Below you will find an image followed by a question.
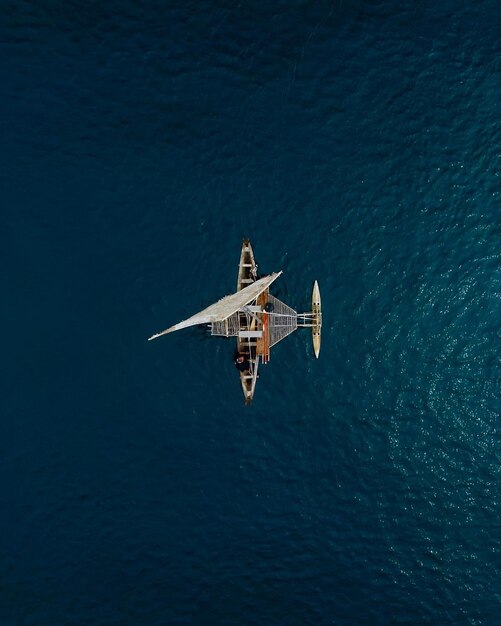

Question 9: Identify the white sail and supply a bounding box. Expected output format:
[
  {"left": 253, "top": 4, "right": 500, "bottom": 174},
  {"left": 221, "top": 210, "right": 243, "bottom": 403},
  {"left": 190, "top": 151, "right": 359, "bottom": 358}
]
[{"left": 148, "top": 272, "right": 282, "bottom": 340}]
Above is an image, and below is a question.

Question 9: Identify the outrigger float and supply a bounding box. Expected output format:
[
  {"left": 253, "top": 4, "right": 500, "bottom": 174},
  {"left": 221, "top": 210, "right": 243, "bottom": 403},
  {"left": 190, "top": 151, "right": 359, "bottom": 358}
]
[{"left": 148, "top": 240, "right": 322, "bottom": 404}]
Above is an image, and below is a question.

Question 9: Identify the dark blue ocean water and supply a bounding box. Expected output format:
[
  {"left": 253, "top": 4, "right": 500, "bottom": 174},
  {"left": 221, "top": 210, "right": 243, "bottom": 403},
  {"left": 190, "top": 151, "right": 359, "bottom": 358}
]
[{"left": 1, "top": 2, "right": 500, "bottom": 624}]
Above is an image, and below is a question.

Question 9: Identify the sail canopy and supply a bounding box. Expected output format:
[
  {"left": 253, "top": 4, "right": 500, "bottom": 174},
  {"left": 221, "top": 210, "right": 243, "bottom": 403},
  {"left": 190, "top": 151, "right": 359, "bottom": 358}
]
[{"left": 148, "top": 272, "right": 282, "bottom": 340}]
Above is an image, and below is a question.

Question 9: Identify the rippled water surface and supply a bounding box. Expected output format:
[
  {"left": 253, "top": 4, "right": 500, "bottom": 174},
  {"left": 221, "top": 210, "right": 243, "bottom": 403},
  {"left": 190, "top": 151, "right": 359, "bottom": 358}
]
[{"left": 1, "top": 2, "right": 500, "bottom": 624}]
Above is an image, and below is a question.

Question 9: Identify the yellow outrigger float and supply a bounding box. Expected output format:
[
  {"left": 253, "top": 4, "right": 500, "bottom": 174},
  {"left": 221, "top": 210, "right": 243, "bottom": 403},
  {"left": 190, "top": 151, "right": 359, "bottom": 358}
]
[{"left": 148, "top": 239, "right": 321, "bottom": 404}]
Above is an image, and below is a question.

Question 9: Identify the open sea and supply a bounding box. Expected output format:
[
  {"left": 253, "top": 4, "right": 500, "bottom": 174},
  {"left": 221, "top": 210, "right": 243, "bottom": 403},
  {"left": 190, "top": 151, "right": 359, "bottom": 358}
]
[{"left": 1, "top": 2, "right": 500, "bottom": 624}]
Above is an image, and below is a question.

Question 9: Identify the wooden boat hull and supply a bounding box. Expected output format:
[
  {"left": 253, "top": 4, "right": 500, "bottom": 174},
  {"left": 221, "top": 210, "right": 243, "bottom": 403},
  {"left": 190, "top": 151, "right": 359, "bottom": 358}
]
[
  {"left": 237, "top": 240, "right": 258, "bottom": 404},
  {"left": 312, "top": 280, "right": 321, "bottom": 358},
  {"left": 237, "top": 239, "right": 256, "bottom": 293}
]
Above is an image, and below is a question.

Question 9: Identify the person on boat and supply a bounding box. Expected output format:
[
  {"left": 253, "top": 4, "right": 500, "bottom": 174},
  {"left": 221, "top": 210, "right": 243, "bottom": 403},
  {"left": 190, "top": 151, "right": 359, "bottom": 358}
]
[{"left": 234, "top": 352, "right": 250, "bottom": 372}]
